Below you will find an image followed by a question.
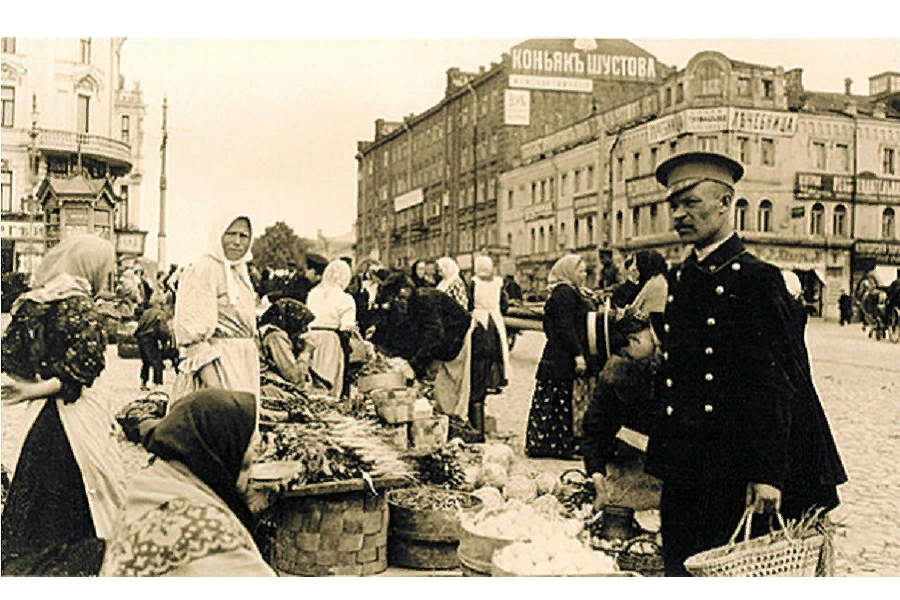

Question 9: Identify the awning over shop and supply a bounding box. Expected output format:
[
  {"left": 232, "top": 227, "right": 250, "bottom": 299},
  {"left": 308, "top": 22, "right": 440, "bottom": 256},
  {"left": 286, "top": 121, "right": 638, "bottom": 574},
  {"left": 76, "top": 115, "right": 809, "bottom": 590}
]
[
  {"left": 873, "top": 265, "right": 899, "bottom": 286},
  {"left": 813, "top": 268, "right": 826, "bottom": 285}
]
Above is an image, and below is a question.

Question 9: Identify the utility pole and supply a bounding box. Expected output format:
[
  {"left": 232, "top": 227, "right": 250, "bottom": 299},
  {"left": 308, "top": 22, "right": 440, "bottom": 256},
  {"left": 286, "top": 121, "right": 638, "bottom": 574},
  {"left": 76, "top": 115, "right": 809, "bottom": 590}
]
[
  {"left": 158, "top": 96, "right": 168, "bottom": 270},
  {"left": 466, "top": 82, "right": 478, "bottom": 269},
  {"left": 26, "top": 95, "right": 40, "bottom": 273}
]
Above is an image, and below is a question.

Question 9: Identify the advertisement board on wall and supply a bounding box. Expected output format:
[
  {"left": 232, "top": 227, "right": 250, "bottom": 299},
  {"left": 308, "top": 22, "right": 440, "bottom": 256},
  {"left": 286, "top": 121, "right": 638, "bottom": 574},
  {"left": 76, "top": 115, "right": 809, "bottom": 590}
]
[
  {"left": 393, "top": 189, "right": 424, "bottom": 212},
  {"left": 508, "top": 74, "right": 593, "bottom": 93},
  {"left": 796, "top": 172, "right": 900, "bottom": 200},
  {"left": 510, "top": 39, "right": 659, "bottom": 83},
  {"left": 504, "top": 89, "right": 531, "bottom": 126},
  {"left": 647, "top": 108, "right": 729, "bottom": 144}
]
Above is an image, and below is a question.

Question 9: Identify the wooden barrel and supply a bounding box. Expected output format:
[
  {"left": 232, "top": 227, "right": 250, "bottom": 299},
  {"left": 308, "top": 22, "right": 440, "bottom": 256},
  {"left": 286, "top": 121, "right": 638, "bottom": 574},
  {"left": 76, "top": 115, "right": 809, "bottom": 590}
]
[
  {"left": 456, "top": 519, "right": 526, "bottom": 577},
  {"left": 270, "top": 489, "right": 390, "bottom": 576},
  {"left": 386, "top": 489, "right": 481, "bottom": 570}
]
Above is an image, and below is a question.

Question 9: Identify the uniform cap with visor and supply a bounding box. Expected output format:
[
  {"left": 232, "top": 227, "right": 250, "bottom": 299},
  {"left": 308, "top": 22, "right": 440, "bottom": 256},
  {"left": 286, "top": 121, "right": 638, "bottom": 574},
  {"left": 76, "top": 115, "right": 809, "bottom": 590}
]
[{"left": 655, "top": 151, "right": 744, "bottom": 199}]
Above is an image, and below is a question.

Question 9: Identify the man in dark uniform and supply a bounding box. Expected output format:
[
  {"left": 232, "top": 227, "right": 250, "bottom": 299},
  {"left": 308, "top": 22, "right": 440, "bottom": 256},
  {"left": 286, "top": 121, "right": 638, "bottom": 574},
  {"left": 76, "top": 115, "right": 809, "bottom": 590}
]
[{"left": 647, "top": 152, "right": 847, "bottom": 576}]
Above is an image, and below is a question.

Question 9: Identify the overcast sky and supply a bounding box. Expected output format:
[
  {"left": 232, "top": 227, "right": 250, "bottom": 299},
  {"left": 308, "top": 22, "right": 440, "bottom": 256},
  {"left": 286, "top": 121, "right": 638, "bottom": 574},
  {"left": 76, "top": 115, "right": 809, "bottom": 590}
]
[{"left": 11, "top": 4, "right": 899, "bottom": 268}]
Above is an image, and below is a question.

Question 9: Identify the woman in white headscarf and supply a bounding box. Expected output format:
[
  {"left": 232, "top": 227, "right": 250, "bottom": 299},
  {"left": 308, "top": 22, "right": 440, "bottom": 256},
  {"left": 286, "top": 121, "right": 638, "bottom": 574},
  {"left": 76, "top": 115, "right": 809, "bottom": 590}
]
[
  {"left": 436, "top": 256, "right": 469, "bottom": 309},
  {"left": 524, "top": 254, "right": 590, "bottom": 459},
  {"left": 171, "top": 213, "right": 260, "bottom": 412},
  {"left": 467, "top": 255, "right": 510, "bottom": 392},
  {"left": 1, "top": 234, "right": 124, "bottom": 575},
  {"left": 306, "top": 259, "right": 357, "bottom": 399}
]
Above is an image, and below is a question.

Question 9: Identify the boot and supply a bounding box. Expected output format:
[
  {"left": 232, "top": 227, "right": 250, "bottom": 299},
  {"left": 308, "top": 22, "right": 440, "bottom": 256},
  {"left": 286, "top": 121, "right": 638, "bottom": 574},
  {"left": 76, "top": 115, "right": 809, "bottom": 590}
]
[{"left": 468, "top": 401, "right": 486, "bottom": 443}]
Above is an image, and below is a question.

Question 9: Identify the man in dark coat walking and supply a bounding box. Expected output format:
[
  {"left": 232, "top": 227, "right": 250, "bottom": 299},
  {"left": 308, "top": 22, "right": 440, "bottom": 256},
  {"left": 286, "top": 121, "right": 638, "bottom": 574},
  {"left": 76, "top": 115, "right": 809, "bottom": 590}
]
[
  {"left": 838, "top": 290, "right": 853, "bottom": 326},
  {"left": 647, "top": 152, "right": 847, "bottom": 576}
]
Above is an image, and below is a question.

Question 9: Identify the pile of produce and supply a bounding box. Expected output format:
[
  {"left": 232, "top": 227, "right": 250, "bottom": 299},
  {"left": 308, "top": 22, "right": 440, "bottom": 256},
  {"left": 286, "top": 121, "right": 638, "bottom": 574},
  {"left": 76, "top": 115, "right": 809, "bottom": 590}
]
[
  {"left": 255, "top": 412, "right": 414, "bottom": 490},
  {"left": 461, "top": 499, "right": 584, "bottom": 541},
  {"left": 387, "top": 486, "right": 481, "bottom": 512},
  {"left": 493, "top": 535, "right": 619, "bottom": 576},
  {"left": 407, "top": 440, "right": 469, "bottom": 489}
]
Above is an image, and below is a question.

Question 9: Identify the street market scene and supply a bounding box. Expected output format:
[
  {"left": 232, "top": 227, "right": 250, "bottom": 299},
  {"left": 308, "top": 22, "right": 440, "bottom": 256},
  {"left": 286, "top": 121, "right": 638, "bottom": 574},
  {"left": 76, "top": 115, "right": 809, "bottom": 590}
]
[{"left": 1, "top": 24, "right": 900, "bottom": 580}]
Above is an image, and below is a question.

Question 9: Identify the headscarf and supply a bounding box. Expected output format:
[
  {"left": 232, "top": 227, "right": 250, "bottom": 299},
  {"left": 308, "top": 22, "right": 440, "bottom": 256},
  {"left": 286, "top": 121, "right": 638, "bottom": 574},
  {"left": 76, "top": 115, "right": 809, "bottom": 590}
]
[
  {"left": 259, "top": 298, "right": 315, "bottom": 337},
  {"left": 206, "top": 213, "right": 253, "bottom": 305},
  {"left": 436, "top": 257, "right": 461, "bottom": 292},
  {"left": 144, "top": 389, "right": 257, "bottom": 533},
  {"left": 13, "top": 234, "right": 116, "bottom": 312},
  {"left": 322, "top": 259, "right": 352, "bottom": 291},
  {"left": 474, "top": 255, "right": 494, "bottom": 279},
  {"left": 410, "top": 260, "right": 433, "bottom": 288},
  {"left": 547, "top": 254, "right": 584, "bottom": 290}
]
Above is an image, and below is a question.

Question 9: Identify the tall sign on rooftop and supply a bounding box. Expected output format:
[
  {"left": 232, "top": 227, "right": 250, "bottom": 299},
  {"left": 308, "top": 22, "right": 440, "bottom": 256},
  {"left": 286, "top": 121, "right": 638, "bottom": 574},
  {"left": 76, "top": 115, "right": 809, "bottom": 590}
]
[{"left": 509, "top": 38, "right": 660, "bottom": 93}]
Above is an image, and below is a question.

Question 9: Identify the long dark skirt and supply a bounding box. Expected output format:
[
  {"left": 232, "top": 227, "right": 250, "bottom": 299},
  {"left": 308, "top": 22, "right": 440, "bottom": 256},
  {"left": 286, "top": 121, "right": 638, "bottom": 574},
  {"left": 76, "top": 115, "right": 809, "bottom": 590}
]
[
  {"left": 483, "top": 317, "right": 506, "bottom": 390},
  {"left": 1, "top": 399, "right": 100, "bottom": 576},
  {"left": 524, "top": 378, "right": 575, "bottom": 459}
]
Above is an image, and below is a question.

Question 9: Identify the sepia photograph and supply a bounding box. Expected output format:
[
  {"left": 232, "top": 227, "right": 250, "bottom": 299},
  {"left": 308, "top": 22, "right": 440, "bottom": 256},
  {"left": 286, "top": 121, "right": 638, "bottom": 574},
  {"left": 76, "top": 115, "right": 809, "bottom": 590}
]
[{"left": 1, "top": 2, "right": 898, "bottom": 584}]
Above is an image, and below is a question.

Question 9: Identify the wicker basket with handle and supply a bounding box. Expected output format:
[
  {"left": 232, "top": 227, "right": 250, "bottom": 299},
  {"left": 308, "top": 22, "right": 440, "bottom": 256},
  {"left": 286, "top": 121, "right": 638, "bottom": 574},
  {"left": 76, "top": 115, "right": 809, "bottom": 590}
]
[
  {"left": 683, "top": 508, "right": 825, "bottom": 577},
  {"left": 616, "top": 535, "right": 665, "bottom": 577}
]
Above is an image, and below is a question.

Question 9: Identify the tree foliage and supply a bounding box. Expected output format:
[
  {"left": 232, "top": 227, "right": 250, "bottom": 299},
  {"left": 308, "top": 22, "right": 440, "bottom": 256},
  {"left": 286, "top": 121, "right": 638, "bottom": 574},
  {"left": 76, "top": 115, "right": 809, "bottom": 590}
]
[{"left": 251, "top": 221, "right": 309, "bottom": 272}]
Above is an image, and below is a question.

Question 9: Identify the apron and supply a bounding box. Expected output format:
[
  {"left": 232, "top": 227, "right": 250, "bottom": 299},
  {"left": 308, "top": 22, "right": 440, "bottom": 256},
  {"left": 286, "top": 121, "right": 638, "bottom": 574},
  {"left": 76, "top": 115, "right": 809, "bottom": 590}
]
[
  {"left": 472, "top": 277, "right": 510, "bottom": 379},
  {"left": 432, "top": 319, "right": 478, "bottom": 420}
]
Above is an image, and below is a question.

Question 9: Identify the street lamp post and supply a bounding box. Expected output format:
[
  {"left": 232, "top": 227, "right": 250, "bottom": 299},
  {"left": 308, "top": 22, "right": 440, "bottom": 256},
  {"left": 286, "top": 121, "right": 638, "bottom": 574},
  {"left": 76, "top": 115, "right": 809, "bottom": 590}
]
[{"left": 465, "top": 82, "right": 478, "bottom": 269}]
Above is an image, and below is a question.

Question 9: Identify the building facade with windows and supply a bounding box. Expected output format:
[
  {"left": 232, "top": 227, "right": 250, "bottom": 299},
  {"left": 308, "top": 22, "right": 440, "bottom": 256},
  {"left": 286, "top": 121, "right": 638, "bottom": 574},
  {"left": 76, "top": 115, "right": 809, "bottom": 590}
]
[
  {"left": 1, "top": 37, "right": 147, "bottom": 275},
  {"left": 496, "top": 50, "right": 900, "bottom": 318},
  {"left": 355, "top": 39, "right": 669, "bottom": 272}
]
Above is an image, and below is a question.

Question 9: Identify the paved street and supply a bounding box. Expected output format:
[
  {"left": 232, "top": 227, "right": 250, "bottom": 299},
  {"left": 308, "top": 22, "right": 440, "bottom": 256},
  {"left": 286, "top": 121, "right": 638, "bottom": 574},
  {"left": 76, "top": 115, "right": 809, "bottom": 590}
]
[
  {"left": 487, "top": 320, "right": 900, "bottom": 576},
  {"left": 2, "top": 316, "right": 898, "bottom": 575}
]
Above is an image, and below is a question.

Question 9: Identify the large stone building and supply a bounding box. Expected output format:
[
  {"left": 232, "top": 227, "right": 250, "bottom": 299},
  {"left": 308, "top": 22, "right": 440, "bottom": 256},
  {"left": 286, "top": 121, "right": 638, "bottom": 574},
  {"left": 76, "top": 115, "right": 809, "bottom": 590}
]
[
  {"left": 497, "top": 50, "right": 900, "bottom": 319},
  {"left": 355, "top": 39, "right": 670, "bottom": 271},
  {"left": 1, "top": 37, "right": 147, "bottom": 275}
]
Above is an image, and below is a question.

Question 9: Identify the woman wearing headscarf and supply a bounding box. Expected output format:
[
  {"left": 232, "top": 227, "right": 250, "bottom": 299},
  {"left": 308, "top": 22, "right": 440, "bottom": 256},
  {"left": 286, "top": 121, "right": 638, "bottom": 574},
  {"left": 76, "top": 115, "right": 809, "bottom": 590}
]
[
  {"left": 410, "top": 259, "right": 437, "bottom": 288},
  {"left": 467, "top": 255, "right": 510, "bottom": 392},
  {"left": 171, "top": 214, "right": 259, "bottom": 411},
  {"left": 100, "top": 389, "right": 275, "bottom": 577},
  {"left": 524, "top": 254, "right": 591, "bottom": 459},
  {"left": 258, "top": 297, "right": 316, "bottom": 386},
  {"left": 1, "top": 234, "right": 125, "bottom": 576},
  {"left": 628, "top": 250, "right": 669, "bottom": 318},
  {"left": 436, "top": 256, "right": 469, "bottom": 310},
  {"left": 305, "top": 259, "right": 357, "bottom": 399}
]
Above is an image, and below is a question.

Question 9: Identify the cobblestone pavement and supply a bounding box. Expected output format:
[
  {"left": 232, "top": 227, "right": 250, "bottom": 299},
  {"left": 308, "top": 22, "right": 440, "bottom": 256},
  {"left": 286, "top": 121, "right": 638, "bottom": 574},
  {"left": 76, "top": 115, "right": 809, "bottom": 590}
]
[
  {"left": 487, "top": 320, "right": 900, "bottom": 576},
  {"left": 2, "top": 316, "right": 898, "bottom": 576}
]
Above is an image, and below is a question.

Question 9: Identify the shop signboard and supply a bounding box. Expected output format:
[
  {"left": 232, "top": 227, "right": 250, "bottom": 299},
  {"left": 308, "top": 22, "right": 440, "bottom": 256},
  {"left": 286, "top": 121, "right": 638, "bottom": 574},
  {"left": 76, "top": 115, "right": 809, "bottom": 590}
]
[
  {"left": 508, "top": 74, "right": 593, "bottom": 93},
  {"left": 625, "top": 174, "right": 666, "bottom": 199},
  {"left": 791, "top": 206, "right": 806, "bottom": 219},
  {"left": 393, "top": 189, "right": 424, "bottom": 212},
  {"left": 504, "top": 89, "right": 531, "bottom": 126},
  {"left": 727, "top": 108, "right": 798, "bottom": 137},
  {"left": 510, "top": 39, "right": 659, "bottom": 83},
  {"left": 0, "top": 221, "right": 44, "bottom": 240},
  {"left": 116, "top": 231, "right": 146, "bottom": 255},
  {"left": 796, "top": 172, "right": 900, "bottom": 200},
  {"left": 855, "top": 240, "right": 900, "bottom": 265}
]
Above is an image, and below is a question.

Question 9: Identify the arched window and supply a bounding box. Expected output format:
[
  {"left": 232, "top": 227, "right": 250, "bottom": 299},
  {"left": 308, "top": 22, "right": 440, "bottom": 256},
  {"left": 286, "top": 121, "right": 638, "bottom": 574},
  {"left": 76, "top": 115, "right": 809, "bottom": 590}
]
[
  {"left": 695, "top": 60, "right": 724, "bottom": 97},
  {"left": 884, "top": 207, "right": 896, "bottom": 239},
  {"left": 734, "top": 198, "right": 749, "bottom": 231},
  {"left": 833, "top": 204, "right": 847, "bottom": 237},
  {"left": 810, "top": 203, "right": 825, "bottom": 235},
  {"left": 530, "top": 228, "right": 536, "bottom": 253},
  {"left": 548, "top": 224, "right": 555, "bottom": 250},
  {"left": 758, "top": 199, "right": 773, "bottom": 232},
  {"left": 573, "top": 219, "right": 580, "bottom": 248},
  {"left": 539, "top": 226, "right": 545, "bottom": 252},
  {"left": 632, "top": 206, "right": 640, "bottom": 237},
  {"left": 616, "top": 211, "right": 623, "bottom": 242},
  {"left": 506, "top": 232, "right": 513, "bottom": 249}
]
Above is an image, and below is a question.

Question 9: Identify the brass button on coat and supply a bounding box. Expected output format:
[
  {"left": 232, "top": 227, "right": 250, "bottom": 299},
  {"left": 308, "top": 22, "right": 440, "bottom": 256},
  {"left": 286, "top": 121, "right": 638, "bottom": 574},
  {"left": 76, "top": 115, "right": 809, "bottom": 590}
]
[
  {"left": 705, "top": 347, "right": 714, "bottom": 355},
  {"left": 707, "top": 317, "right": 716, "bottom": 326},
  {"left": 704, "top": 404, "right": 714, "bottom": 413},
  {"left": 705, "top": 373, "right": 714, "bottom": 382},
  {"left": 715, "top": 285, "right": 725, "bottom": 295}
]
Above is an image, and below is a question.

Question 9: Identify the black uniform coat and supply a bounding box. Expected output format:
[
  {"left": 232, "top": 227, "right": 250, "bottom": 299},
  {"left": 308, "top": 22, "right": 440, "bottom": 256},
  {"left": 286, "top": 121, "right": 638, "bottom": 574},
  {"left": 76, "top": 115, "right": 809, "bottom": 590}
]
[{"left": 645, "top": 234, "right": 846, "bottom": 574}]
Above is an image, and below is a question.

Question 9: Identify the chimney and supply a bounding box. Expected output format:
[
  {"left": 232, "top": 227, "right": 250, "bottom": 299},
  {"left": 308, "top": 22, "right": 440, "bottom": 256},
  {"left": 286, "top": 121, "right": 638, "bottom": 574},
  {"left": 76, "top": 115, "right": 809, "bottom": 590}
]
[
  {"left": 844, "top": 100, "right": 857, "bottom": 116},
  {"left": 844, "top": 77, "right": 853, "bottom": 96},
  {"left": 873, "top": 103, "right": 887, "bottom": 119}
]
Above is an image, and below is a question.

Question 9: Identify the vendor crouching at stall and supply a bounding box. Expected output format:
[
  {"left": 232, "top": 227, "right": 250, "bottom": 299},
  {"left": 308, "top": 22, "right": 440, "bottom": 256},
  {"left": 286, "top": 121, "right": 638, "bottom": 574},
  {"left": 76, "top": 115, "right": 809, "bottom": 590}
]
[{"left": 370, "top": 273, "right": 490, "bottom": 442}]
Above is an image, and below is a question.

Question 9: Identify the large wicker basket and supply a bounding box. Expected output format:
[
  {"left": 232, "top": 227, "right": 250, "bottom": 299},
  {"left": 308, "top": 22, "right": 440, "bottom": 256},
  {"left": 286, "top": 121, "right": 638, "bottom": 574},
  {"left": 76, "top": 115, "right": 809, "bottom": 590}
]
[{"left": 684, "top": 509, "right": 825, "bottom": 577}]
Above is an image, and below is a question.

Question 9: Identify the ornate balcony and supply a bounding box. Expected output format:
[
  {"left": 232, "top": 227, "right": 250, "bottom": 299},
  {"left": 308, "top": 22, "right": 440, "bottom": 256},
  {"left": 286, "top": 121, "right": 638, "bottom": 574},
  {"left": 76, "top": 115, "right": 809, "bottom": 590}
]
[{"left": 38, "top": 128, "right": 133, "bottom": 170}]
